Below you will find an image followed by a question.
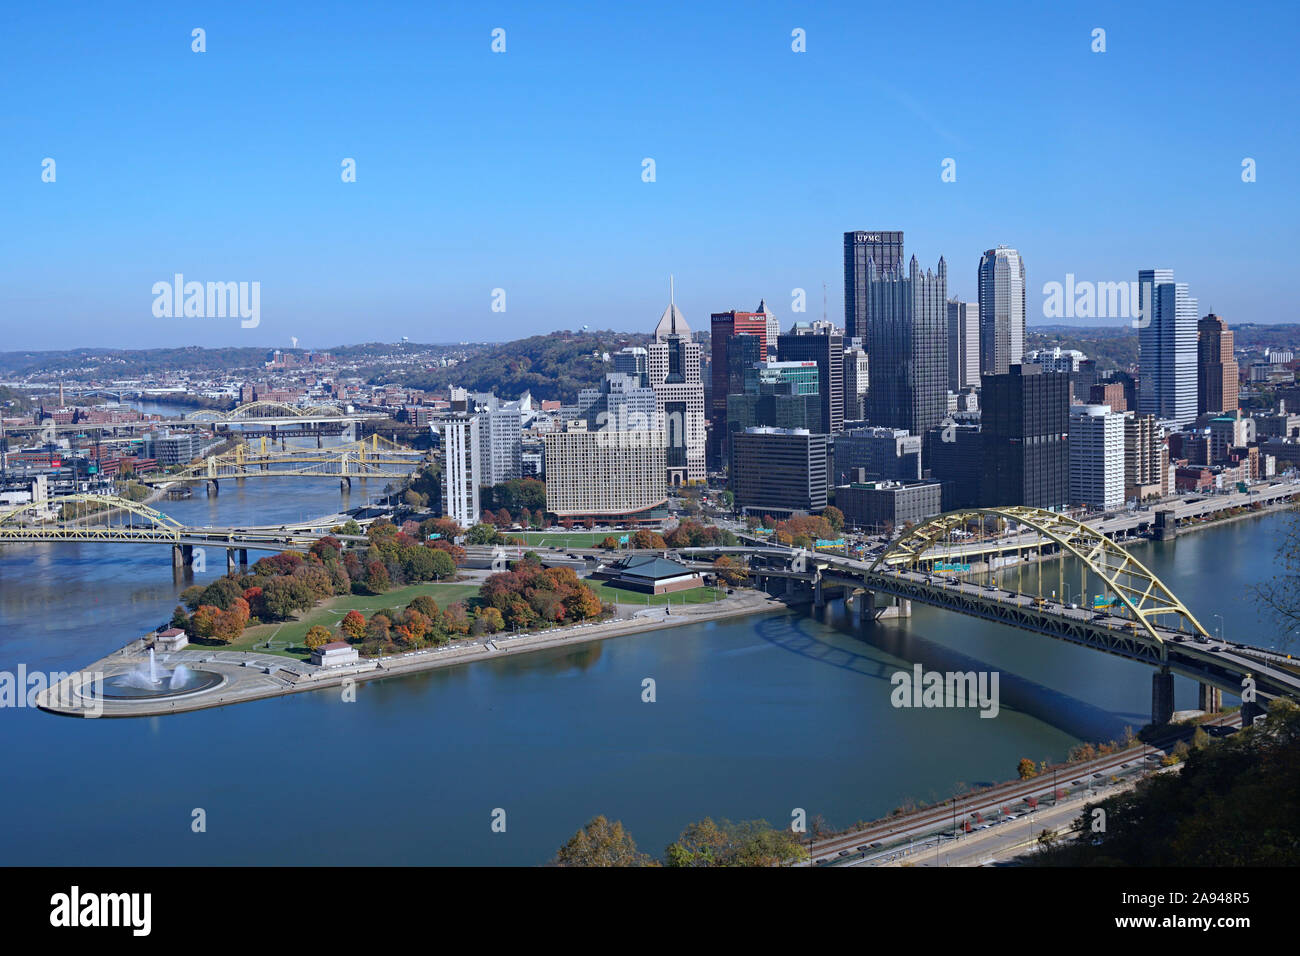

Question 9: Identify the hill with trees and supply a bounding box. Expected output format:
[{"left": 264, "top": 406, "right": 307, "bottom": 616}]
[{"left": 396, "top": 330, "right": 654, "bottom": 402}]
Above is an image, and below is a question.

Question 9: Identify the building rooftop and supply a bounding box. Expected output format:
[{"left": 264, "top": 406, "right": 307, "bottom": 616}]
[{"left": 610, "top": 555, "right": 696, "bottom": 580}]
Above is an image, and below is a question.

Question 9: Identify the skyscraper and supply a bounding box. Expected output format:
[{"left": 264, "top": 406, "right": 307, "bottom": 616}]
[
  {"left": 864, "top": 255, "right": 948, "bottom": 438},
  {"left": 778, "top": 326, "right": 844, "bottom": 434},
  {"left": 843, "top": 346, "right": 869, "bottom": 421},
  {"left": 709, "top": 308, "right": 769, "bottom": 467},
  {"left": 980, "top": 364, "right": 1070, "bottom": 510},
  {"left": 648, "top": 281, "right": 706, "bottom": 486},
  {"left": 729, "top": 427, "right": 828, "bottom": 518},
  {"left": 946, "top": 297, "right": 979, "bottom": 392},
  {"left": 1197, "top": 313, "right": 1239, "bottom": 416},
  {"left": 1138, "top": 269, "right": 1198, "bottom": 426},
  {"left": 757, "top": 299, "right": 780, "bottom": 358},
  {"left": 1069, "top": 404, "right": 1125, "bottom": 511},
  {"left": 844, "top": 230, "right": 904, "bottom": 340},
  {"left": 978, "top": 246, "right": 1026, "bottom": 376},
  {"left": 435, "top": 413, "right": 481, "bottom": 526}
]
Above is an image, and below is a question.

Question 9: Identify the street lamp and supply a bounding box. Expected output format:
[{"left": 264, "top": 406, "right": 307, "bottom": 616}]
[{"left": 1214, "top": 613, "right": 1224, "bottom": 645}]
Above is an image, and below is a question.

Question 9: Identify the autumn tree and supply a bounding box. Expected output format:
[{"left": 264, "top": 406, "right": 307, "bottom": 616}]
[
  {"left": 364, "top": 560, "right": 391, "bottom": 594},
  {"left": 713, "top": 555, "right": 748, "bottom": 586},
  {"left": 304, "top": 625, "right": 334, "bottom": 650},
  {"left": 551, "top": 816, "right": 652, "bottom": 867},
  {"left": 1017, "top": 758, "right": 1039, "bottom": 779},
  {"left": 341, "top": 610, "right": 367, "bottom": 640}
]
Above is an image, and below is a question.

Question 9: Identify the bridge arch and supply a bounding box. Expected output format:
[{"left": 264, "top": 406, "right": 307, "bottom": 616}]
[
  {"left": 869, "top": 506, "right": 1210, "bottom": 646},
  {"left": 0, "top": 494, "right": 185, "bottom": 530},
  {"left": 187, "top": 401, "right": 348, "bottom": 422}
]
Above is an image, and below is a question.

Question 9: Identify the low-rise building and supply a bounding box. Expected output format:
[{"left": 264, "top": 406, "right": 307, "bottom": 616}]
[
  {"left": 155, "top": 628, "right": 188, "bottom": 652},
  {"left": 835, "top": 479, "right": 943, "bottom": 532},
  {"left": 595, "top": 555, "right": 704, "bottom": 594},
  {"left": 311, "top": 641, "right": 360, "bottom": 668}
]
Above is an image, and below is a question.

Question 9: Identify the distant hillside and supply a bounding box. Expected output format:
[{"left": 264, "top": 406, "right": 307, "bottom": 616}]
[
  {"left": 0, "top": 346, "right": 273, "bottom": 378},
  {"left": 1027, "top": 327, "right": 1138, "bottom": 370},
  {"left": 395, "top": 330, "right": 655, "bottom": 402}
]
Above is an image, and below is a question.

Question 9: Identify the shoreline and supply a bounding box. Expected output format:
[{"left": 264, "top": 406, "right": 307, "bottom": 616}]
[
  {"left": 37, "top": 496, "right": 1295, "bottom": 719},
  {"left": 38, "top": 588, "right": 787, "bottom": 718}
]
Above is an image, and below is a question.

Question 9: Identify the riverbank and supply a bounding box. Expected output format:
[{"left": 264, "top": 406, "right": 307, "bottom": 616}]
[{"left": 37, "top": 587, "right": 786, "bottom": 718}]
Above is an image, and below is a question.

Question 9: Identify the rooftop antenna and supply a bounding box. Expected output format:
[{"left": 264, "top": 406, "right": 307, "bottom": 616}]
[
  {"left": 822, "top": 282, "right": 828, "bottom": 324},
  {"left": 670, "top": 274, "right": 675, "bottom": 305}
]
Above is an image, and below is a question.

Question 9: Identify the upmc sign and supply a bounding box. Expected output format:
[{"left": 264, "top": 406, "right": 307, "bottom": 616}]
[{"left": 855, "top": 234, "right": 882, "bottom": 242}]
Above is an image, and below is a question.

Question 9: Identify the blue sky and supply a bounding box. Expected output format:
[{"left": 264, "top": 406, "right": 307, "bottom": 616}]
[{"left": 2, "top": 0, "right": 1297, "bottom": 350}]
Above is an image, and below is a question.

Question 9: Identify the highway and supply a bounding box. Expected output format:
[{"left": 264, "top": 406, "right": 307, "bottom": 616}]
[{"left": 805, "top": 713, "right": 1241, "bottom": 866}]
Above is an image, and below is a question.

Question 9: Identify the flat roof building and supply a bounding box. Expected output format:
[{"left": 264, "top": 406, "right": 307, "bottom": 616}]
[{"left": 730, "top": 427, "right": 828, "bottom": 518}]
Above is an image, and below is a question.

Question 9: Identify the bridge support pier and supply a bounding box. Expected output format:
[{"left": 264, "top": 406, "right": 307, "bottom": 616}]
[
  {"left": 227, "top": 549, "right": 237, "bottom": 574},
  {"left": 813, "top": 577, "right": 824, "bottom": 610},
  {"left": 1197, "top": 683, "right": 1222, "bottom": 714},
  {"left": 206, "top": 479, "right": 219, "bottom": 496},
  {"left": 340, "top": 477, "right": 351, "bottom": 492},
  {"left": 172, "top": 544, "right": 194, "bottom": 569},
  {"left": 785, "top": 577, "right": 794, "bottom": 601},
  {"left": 1151, "top": 667, "right": 1174, "bottom": 726},
  {"left": 239, "top": 548, "right": 248, "bottom": 567},
  {"left": 855, "top": 590, "right": 911, "bottom": 622}
]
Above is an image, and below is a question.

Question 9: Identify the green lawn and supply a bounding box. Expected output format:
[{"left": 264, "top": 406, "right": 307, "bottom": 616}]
[
  {"left": 508, "top": 531, "right": 619, "bottom": 549},
  {"left": 214, "top": 581, "right": 482, "bottom": 661},
  {"left": 587, "top": 582, "right": 725, "bottom": 607}
]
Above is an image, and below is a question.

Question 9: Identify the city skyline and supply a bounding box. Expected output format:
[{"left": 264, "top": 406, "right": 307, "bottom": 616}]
[{"left": 4, "top": 0, "right": 1298, "bottom": 350}]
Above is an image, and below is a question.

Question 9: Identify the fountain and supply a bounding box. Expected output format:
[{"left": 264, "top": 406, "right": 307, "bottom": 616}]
[{"left": 100, "top": 648, "right": 222, "bottom": 700}]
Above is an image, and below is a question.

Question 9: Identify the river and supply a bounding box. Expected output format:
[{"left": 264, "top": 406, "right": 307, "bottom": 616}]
[{"left": 0, "top": 426, "right": 1290, "bottom": 863}]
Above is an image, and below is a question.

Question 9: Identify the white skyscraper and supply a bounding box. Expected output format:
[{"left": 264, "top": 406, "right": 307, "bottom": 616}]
[
  {"left": 1070, "top": 404, "right": 1125, "bottom": 511},
  {"left": 757, "top": 299, "right": 780, "bottom": 358},
  {"left": 1137, "top": 269, "right": 1198, "bottom": 426},
  {"left": 436, "top": 413, "right": 480, "bottom": 527},
  {"left": 476, "top": 402, "right": 523, "bottom": 486},
  {"left": 978, "top": 246, "right": 1026, "bottom": 376}
]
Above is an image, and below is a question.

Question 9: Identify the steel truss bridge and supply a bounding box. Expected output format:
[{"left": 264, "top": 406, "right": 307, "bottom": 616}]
[
  {"left": 136, "top": 435, "right": 425, "bottom": 487},
  {"left": 1, "top": 400, "right": 392, "bottom": 433},
  {"left": 681, "top": 506, "right": 1300, "bottom": 725},
  {"left": 0, "top": 494, "right": 371, "bottom": 569}
]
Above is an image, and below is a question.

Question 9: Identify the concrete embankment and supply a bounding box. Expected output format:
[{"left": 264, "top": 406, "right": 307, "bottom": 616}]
[{"left": 37, "top": 589, "right": 786, "bottom": 719}]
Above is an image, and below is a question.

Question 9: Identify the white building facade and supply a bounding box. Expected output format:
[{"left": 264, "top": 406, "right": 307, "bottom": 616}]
[{"left": 1069, "top": 404, "right": 1125, "bottom": 511}]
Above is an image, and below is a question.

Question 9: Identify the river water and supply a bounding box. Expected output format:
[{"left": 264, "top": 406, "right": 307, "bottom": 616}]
[{"left": 0, "top": 412, "right": 1289, "bottom": 863}]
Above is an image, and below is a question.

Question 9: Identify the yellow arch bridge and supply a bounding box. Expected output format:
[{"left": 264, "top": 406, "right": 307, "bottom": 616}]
[
  {"left": 0, "top": 494, "right": 366, "bottom": 571},
  {"left": 136, "top": 435, "right": 426, "bottom": 489},
  {"left": 682, "top": 506, "right": 1300, "bottom": 726}
]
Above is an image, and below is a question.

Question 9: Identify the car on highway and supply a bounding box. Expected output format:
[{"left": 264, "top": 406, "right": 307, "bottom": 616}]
[{"left": 838, "top": 850, "right": 851, "bottom": 857}]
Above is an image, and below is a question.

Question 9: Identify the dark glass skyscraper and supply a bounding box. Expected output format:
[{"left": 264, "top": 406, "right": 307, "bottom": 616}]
[
  {"left": 844, "top": 230, "right": 904, "bottom": 341},
  {"left": 864, "top": 255, "right": 948, "bottom": 438},
  {"left": 980, "top": 364, "right": 1070, "bottom": 509},
  {"left": 778, "top": 328, "right": 844, "bottom": 434}
]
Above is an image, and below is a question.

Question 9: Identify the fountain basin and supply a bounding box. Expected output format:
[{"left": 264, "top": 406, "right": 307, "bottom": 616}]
[{"left": 97, "top": 668, "right": 225, "bottom": 700}]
